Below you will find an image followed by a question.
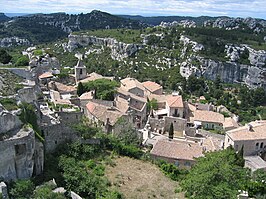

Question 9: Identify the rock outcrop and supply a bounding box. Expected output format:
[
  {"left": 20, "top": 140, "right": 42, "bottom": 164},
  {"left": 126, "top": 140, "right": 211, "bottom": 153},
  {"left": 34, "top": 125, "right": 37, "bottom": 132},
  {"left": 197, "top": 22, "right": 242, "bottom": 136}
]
[
  {"left": 66, "top": 34, "right": 143, "bottom": 60},
  {"left": 160, "top": 20, "right": 196, "bottom": 28},
  {"left": 179, "top": 36, "right": 266, "bottom": 90},
  {"left": 204, "top": 17, "right": 266, "bottom": 33},
  {"left": 0, "top": 110, "right": 22, "bottom": 134},
  {"left": 0, "top": 37, "right": 30, "bottom": 47}
]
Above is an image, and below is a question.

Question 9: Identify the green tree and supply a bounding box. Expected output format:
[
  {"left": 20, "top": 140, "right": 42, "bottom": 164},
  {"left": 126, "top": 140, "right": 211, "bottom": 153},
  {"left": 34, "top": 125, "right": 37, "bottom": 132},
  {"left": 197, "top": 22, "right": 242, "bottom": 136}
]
[
  {"left": 169, "top": 123, "right": 174, "bottom": 139},
  {"left": 147, "top": 98, "right": 158, "bottom": 114},
  {"left": 181, "top": 147, "right": 250, "bottom": 199},
  {"left": 77, "top": 82, "right": 85, "bottom": 97},
  {"left": 83, "top": 79, "right": 119, "bottom": 101},
  {"left": 15, "top": 55, "right": 29, "bottom": 66},
  {"left": 72, "top": 118, "right": 99, "bottom": 139},
  {"left": 0, "top": 49, "right": 12, "bottom": 64},
  {"left": 9, "top": 179, "right": 34, "bottom": 199},
  {"left": 19, "top": 103, "right": 44, "bottom": 142},
  {"left": 247, "top": 169, "right": 266, "bottom": 197}
]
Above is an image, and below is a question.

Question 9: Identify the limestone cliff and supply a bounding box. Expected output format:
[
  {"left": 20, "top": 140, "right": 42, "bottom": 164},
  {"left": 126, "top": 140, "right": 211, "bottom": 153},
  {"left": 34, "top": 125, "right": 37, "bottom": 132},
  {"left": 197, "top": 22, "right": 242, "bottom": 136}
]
[
  {"left": 66, "top": 34, "right": 143, "bottom": 61},
  {"left": 179, "top": 35, "right": 266, "bottom": 90}
]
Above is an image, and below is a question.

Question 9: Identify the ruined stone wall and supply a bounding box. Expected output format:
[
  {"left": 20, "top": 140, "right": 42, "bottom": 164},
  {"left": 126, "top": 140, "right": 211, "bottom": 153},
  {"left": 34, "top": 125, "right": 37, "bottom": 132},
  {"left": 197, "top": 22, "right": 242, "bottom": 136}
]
[
  {"left": 42, "top": 123, "right": 80, "bottom": 153},
  {"left": 57, "top": 111, "right": 83, "bottom": 124},
  {"left": 0, "top": 127, "right": 43, "bottom": 181}
]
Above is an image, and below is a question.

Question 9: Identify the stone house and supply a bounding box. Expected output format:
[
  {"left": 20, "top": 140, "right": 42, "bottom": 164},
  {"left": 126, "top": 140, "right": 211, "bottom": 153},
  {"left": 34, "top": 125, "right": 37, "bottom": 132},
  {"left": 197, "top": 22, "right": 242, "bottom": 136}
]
[
  {"left": 115, "top": 87, "right": 147, "bottom": 128},
  {"left": 150, "top": 139, "right": 203, "bottom": 169},
  {"left": 150, "top": 94, "right": 184, "bottom": 119},
  {"left": 191, "top": 110, "right": 224, "bottom": 130},
  {"left": 120, "top": 77, "right": 145, "bottom": 97},
  {"left": 85, "top": 101, "right": 129, "bottom": 133},
  {"left": 38, "top": 72, "right": 54, "bottom": 85},
  {"left": 224, "top": 120, "right": 266, "bottom": 156},
  {"left": 166, "top": 95, "right": 184, "bottom": 118},
  {"left": 142, "top": 81, "right": 163, "bottom": 96}
]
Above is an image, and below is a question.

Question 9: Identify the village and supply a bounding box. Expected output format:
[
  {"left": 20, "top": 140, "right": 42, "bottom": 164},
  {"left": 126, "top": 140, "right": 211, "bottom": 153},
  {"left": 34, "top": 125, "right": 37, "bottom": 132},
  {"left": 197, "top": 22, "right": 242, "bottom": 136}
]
[{"left": 0, "top": 53, "right": 266, "bottom": 198}]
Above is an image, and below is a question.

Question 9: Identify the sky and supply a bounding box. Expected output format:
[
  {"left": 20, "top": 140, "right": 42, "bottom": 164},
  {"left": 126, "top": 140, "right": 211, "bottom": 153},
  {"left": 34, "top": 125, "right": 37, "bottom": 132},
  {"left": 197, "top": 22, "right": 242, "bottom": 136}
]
[{"left": 1, "top": 0, "right": 266, "bottom": 19}]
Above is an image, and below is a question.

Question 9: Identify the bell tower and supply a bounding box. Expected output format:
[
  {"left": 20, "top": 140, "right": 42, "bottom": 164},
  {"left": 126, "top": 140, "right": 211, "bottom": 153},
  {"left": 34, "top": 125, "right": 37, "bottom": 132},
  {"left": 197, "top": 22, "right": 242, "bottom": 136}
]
[{"left": 74, "top": 58, "right": 87, "bottom": 83}]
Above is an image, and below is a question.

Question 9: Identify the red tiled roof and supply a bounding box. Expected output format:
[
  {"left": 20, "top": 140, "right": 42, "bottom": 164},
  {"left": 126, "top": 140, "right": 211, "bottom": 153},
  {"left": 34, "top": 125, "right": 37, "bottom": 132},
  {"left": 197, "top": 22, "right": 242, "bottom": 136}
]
[
  {"left": 142, "top": 81, "right": 162, "bottom": 92},
  {"left": 166, "top": 95, "right": 184, "bottom": 108},
  {"left": 39, "top": 72, "right": 53, "bottom": 79},
  {"left": 151, "top": 139, "right": 203, "bottom": 161}
]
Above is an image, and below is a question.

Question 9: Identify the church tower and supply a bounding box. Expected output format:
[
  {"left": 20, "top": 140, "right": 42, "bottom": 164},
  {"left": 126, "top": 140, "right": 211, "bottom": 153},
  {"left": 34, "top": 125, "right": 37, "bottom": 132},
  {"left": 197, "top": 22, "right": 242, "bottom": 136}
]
[{"left": 74, "top": 59, "right": 87, "bottom": 83}]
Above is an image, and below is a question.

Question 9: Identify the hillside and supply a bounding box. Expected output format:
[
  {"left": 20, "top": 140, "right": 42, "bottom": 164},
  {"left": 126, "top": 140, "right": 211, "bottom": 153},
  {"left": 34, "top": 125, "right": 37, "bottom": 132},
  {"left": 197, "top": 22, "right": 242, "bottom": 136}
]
[
  {"left": 119, "top": 15, "right": 221, "bottom": 26},
  {"left": 0, "top": 10, "right": 146, "bottom": 45}
]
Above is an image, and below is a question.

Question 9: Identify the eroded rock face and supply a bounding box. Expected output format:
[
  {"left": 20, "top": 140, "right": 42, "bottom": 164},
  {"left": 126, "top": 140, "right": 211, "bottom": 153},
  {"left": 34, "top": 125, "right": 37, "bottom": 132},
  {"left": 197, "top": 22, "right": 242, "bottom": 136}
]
[
  {"left": 0, "top": 110, "right": 22, "bottom": 134},
  {"left": 160, "top": 20, "right": 196, "bottom": 28},
  {"left": 204, "top": 17, "right": 266, "bottom": 33},
  {"left": 179, "top": 37, "right": 266, "bottom": 90},
  {"left": 66, "top": 34, "right": 143, "bottom": 60},
  {"left": 0, "top": 36, "right": 30, "bottom": 47}
]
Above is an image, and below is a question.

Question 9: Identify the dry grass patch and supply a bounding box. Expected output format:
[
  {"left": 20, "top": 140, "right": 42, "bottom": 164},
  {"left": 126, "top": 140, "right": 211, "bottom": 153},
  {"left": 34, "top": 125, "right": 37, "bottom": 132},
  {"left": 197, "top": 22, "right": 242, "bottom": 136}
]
[{"left": 105, "top": 156, "right": 185, "bottom": 199}]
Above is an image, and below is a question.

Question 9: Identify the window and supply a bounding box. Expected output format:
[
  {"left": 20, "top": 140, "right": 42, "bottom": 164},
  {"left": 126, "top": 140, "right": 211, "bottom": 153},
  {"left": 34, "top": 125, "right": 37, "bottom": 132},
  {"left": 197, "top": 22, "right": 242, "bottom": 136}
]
[
  {"left": 80, "top": 69, "right": 83, "bottom": 75},
  {"left": 55, "top": 141, "right": 57, "bottom": 144},
  {"left": 185, "top": 161, "right": 191, "bottom": 167},
  {"left": 260, "top": 142, "right": 264, "bottom": 149},
  {"left": 256, "top": 143, "right": 259, "bottom": 150},
  {"left": 235, "top": 145, "right": 239, "bottom": 151},
  {"left": 175, "top": 160, "right": 179, "bottom": 166}
]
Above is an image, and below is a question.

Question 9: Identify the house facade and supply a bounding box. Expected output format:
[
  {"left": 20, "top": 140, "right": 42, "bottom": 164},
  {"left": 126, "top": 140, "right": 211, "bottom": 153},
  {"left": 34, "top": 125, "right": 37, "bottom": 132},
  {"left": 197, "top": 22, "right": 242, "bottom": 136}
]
[{"left": 224, "top": 121, "right": 266, "bottom": 156}]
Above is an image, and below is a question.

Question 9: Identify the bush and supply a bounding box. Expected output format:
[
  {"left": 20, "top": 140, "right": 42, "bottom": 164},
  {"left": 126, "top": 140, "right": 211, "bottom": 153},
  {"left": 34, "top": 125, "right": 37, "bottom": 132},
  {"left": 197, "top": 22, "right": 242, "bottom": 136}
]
[
  {"left": 9, "top": 179, "right": 34, "bottom": 199},
  {"left": 156, "top": 160, "right": 187, "bottom": 181},
  {"left": 15, "top": 55, "right": 29, "bottom": 66},
  {"left": 0, "top": 49, "right": 12, "bottom": 64}
]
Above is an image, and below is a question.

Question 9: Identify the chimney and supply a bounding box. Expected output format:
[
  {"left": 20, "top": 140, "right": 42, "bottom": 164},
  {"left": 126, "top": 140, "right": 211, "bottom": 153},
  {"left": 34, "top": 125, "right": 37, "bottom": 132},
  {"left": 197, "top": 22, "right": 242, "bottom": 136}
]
[{"left": 248, "top": 124, "right": 253, "bottom": 131}]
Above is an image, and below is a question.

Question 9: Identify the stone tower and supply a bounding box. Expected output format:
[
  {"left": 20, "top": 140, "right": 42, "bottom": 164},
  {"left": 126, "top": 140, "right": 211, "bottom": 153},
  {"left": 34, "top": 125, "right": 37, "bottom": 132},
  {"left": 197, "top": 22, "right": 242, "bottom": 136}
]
[{"left": 74, "top": 59, "right": 87, "bottom": 83}]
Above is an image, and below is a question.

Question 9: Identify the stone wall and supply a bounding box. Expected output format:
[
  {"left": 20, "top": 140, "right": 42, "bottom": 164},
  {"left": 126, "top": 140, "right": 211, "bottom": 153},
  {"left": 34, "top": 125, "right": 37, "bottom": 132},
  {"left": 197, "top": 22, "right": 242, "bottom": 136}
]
[
  {"left": 0, "top": 127, "right": 44, "bottom": 181},
  {"left": 148, "top": 116, "right": 187, "bottom": 134}
]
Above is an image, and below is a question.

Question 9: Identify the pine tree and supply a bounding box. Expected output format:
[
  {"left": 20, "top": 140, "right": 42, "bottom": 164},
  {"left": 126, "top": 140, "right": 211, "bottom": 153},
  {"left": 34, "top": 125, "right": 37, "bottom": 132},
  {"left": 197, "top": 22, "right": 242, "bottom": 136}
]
[
  {"left": 77, "top": 82, "right": 85, "bottom": 96},
  {"left": 169, "top": 123, "right": 174, "bottom": 139}
]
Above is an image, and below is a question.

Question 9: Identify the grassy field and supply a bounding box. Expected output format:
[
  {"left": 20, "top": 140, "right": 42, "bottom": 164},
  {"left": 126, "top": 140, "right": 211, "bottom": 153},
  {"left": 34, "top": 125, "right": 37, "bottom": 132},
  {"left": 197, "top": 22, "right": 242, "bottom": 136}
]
[{"left": 105, "top": 156, "right": 185, "bottom": 199}]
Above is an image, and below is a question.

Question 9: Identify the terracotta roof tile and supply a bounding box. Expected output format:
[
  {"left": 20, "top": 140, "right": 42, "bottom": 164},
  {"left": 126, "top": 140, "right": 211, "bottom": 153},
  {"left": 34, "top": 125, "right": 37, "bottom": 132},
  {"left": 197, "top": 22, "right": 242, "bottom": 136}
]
[
  {"left": 193, "top": 110, "right": 224, "bottom": 124},
  {"left": 142, "top": 81, "right": 162, "bottom": 92},
  {"left": 166, "top": 95, "right": 184, "bottom": 108},
  {"left": 227, "top": 120, "right": 266, "bottom": 141},
  {"left": 151, "top": 139, "right": 203, "bottom": 161},
  {"left": 121, "top": 77, "right": 145, "bottom": 91},
  {"left": 86, "top": 101, "right": 125, "bottom": 126},
  {"left": 80, "top": 72, "right": 114, "bottom": 83},
  {"left": 39, "top": 72, "right": 53, "bottom": 79}
]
